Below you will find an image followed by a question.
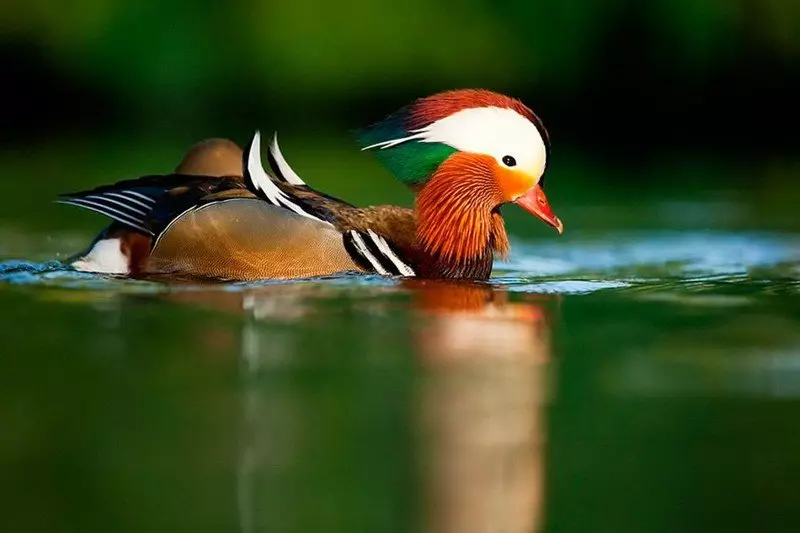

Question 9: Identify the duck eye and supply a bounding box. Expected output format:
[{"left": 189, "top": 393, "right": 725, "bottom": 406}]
[{"left": 502, "top": 155, "right": 517, "bottom": 167}]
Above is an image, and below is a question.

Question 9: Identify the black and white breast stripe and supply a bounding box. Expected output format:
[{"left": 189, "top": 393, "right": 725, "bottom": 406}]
[
  {"left": 343, "top": 230, "right": 415, "bottom": 276},
  {"left": 244, "top": 131, "right": 332, "bottom": 226},
  {"left": 56, "top": 190, "right": 156, "bottom": 235}
]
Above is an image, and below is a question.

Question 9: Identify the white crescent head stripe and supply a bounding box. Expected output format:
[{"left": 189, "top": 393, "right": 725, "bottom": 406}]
[
  {"left": 361, "top": 131, "right": 427, "bottom": 151},
  {"left": 361, "top": 106, "right": 547, "bottom": 180}
]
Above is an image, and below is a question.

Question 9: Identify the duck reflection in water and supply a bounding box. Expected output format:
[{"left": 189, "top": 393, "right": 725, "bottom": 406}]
[
  {"left": 409, "top": 281, "right": 552, "bottom": 533},
  {"left": 159, "top": 279, "right": 555, "bottom": 533}
]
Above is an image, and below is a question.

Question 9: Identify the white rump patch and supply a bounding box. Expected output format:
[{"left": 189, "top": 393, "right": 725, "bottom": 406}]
[{"left": 71, "top": 238, "right": 129, "bottom": 274}]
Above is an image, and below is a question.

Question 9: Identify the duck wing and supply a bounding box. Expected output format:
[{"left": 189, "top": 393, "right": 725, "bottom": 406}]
[{"left": 57, "top": 174, "right": 248, "bottom": 236}]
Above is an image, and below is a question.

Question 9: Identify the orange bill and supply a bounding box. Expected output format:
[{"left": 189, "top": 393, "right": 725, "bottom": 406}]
[{"left": 514, "top": 184, "right": 563, "bottom": 234}]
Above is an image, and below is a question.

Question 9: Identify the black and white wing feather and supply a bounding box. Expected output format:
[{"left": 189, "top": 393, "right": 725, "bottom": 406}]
[
  {"left": 267, "top": 132, "right": 306, "bottom": 186},
  {"left": 58, "top": 173, "right": 245, "bottom": 236},
  {"left": 56, "top": 187, "right": 158, "bottom": 234},
  {"left": 244, "top": 131, "right": 335, "bottom": 226}
]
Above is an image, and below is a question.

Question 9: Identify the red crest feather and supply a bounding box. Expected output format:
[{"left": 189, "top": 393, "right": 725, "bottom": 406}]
[{"left": 409, "top": 89, "right": 537, "bottom": 129}]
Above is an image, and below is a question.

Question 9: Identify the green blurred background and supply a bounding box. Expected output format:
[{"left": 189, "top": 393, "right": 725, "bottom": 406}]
[
  {"left": 2, "top": 0, "right": 799, "bottom": 237},
  {"left": 3, "top": 0, "right": 798, "bottom": 153}
]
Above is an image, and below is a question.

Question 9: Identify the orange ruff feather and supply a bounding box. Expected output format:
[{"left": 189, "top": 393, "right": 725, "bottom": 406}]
[{"left": 416, "top": 153, "right": 509, "bottom": 263}]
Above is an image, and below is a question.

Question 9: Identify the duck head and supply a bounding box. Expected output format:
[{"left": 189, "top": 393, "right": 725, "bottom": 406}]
[{"left": 359, "top": 89, "right": 562, "bottom": 265}]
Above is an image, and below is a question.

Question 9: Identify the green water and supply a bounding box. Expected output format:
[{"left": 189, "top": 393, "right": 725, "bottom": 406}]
[{"left": 1, "top": 142, "right": 799, "bottom": 532}]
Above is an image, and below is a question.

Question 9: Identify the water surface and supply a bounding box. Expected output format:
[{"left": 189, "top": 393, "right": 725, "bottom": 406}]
[{"left": 1, "top": 150, "right": 799, "bottom": 533}]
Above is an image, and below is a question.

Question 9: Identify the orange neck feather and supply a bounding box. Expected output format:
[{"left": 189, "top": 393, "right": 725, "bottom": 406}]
[{"left": 415, "top": 153, "right": 509, "bottom": 265}]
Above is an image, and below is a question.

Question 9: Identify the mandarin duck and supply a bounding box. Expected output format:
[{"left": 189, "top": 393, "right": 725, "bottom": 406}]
[{"left": 59, "top": 89, "right": 562, "bottom": 281}]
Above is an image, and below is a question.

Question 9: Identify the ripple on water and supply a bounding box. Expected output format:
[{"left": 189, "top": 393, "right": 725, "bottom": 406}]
[
  {"left": 1, "top": 230, "right": 798, "bottom": 296},
  {"left": 496, "top": 230, "right": 800, "bottom": 295},
  {"left": 0, "top": 260, "right": 158, "bottom": 291},
  {"left": 502, "top": 230, "right": 800, "bottom": 276}
]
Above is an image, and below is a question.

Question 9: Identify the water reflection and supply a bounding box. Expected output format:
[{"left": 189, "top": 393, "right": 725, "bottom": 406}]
[
  {"left": 409, "top": 282, "right": 552, "bottom": 533},
  {"left": 159, "top": 280, "right": 554, "bottom": 533}
]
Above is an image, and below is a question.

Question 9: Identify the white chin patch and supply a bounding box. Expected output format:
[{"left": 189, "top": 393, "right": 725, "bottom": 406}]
[{"left": 71, "top": 238, "right": 129, "bottom": 275}]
